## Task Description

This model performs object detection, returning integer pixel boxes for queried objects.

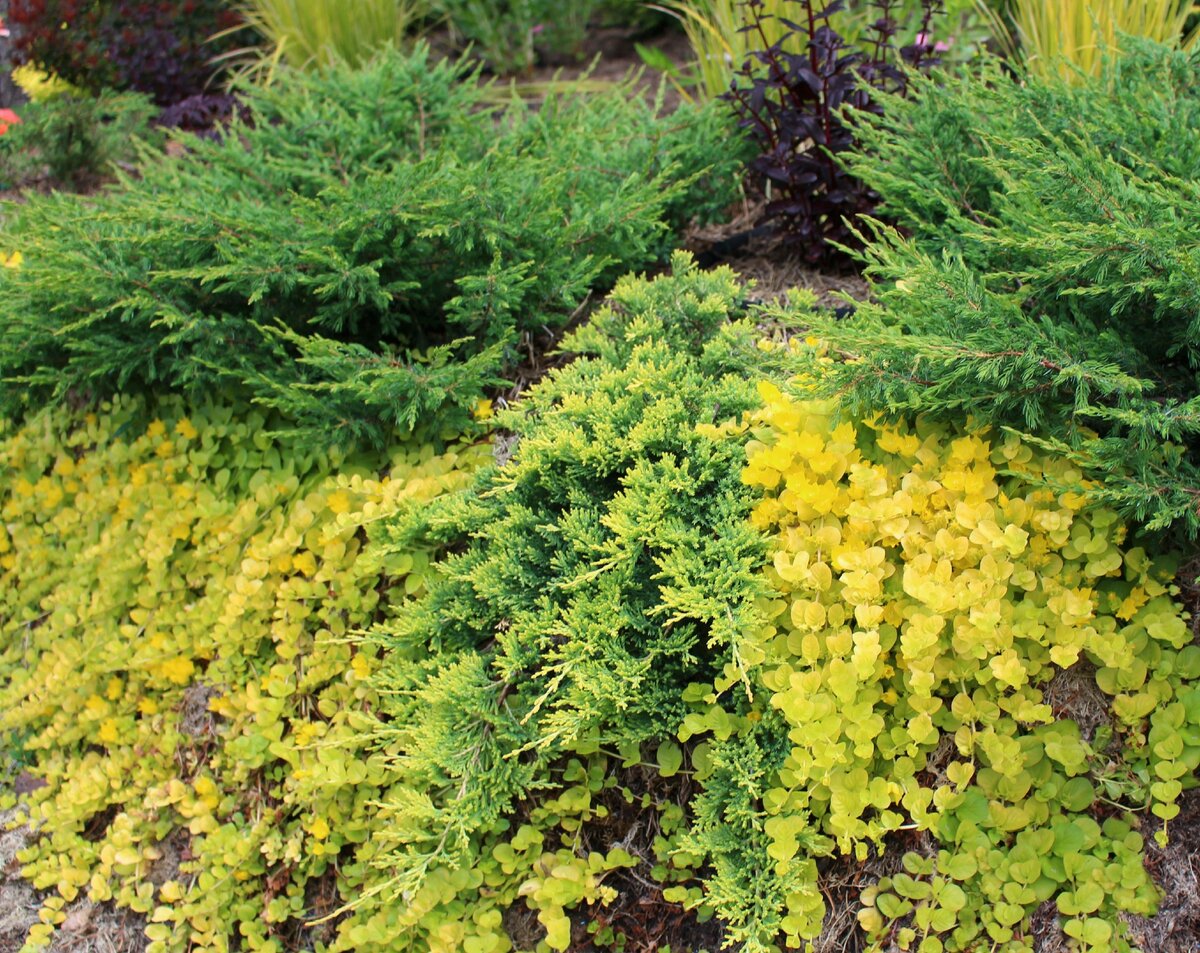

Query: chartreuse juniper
[0,44,745,445]
[357,255,781,947]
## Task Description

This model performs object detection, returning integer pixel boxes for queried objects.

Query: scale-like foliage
[0,46,745,445]
[795,39,1200,535]
[359,255,783,944]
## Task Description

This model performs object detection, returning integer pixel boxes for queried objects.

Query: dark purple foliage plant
[723,0,942,264]
[9,0,248,106]
[155,92,249,138]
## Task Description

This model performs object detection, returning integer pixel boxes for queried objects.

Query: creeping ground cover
[0,395,490,951]
[697,379,1199,951]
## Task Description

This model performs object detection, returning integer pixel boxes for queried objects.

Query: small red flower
[0,109,22,136]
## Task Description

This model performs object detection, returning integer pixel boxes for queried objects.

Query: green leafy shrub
[0,45,746,445]
[0,394,489,951]
[795,39,1200,535]
[0,91,162,190]
[436,0,604,73]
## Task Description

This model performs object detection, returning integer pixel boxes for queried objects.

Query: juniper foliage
[0,46,746,445]
[795,40,1200,535]
[364,255,783,911]
[0,91,162,190]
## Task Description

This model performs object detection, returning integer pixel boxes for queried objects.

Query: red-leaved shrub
[9,0,246,105]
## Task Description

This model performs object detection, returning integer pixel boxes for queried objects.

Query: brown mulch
[684,201,872,307]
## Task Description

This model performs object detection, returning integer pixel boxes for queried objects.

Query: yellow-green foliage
[234,0,427,75]
[985,0,1200,82]
[5,302,1199,953]
[343,753,699,952]
[0,396,489,952]
[10,66,80,102]
[685,379,1200,951]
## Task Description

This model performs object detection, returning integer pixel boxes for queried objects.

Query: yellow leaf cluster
[0,395,489,952]
[689,387,1196,948]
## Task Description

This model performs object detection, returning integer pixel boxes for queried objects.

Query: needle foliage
[795,39,1200,536]
[360,255,782,944]
[0,45,745,446]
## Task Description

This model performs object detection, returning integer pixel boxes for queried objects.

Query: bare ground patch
[0,808,147,953]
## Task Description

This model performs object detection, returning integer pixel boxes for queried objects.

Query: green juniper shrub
[792,39,1200,536]
[357,254,789,945]
[0,45,747,445]
[0,90,162,190]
